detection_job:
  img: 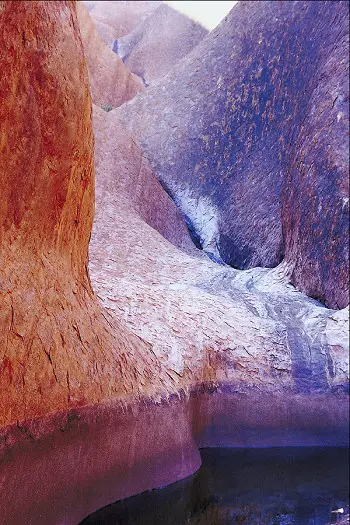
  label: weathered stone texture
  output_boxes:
[76,1,144,108]
[282,8,349,308]
[90,107,349,403]
[118,0,349,309]
[0,3,348,525]
[115,4,208,86]
[0,0,170,428]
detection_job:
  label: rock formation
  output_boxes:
[118,0,349,309]
[82,0,161,48]
[92,105,198,254]
[0,2,348,525]
[0,0,176,434]
[115,3,208,86]
[76,1,144,108]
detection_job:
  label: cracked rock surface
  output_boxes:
[0,1,173,429]
[90,107,349,398]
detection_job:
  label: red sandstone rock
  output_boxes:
[115,3,208,86]
[76,1,144,108]
[0,0,170,429]
[0,2,348,525]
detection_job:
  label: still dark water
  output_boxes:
[81,447,349,525]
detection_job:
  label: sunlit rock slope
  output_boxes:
[115,3,208,85]
[77,1,144,108]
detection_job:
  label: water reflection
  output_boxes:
[81,447,349,525]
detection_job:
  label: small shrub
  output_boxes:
[101,104,113,112]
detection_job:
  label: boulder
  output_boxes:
[118,0,349,309]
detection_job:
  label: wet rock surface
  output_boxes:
[118,0,349,309]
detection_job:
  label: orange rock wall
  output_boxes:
[0,1,170,428]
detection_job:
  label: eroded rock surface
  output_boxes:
[0,0,170,429]
[82,0,161,47]
[90,108,349,402]
[0,2,348,525]
[118,0,349,309]
[77,1,144,108]
[115,3,208,86]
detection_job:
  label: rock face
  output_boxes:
[0,0,170,429]
[115,4,208,86]
[76,1,144,108]
[92,105,198,254]
[82,0,161,48]
[0,2,348,525]
[118,0,349,309]
[90,106,349,409]
[282,16,350,309]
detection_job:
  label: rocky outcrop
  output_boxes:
[118,0,349,309]
[0,0,174,429]
[115,4,208,86]
[82,0,161,48]
[77,1,144,108]
[0,2,348,525]
[89,106,349,408]
[92,105,198,254]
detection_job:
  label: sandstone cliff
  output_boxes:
[0,0,172,429]
[0,2,348,525]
